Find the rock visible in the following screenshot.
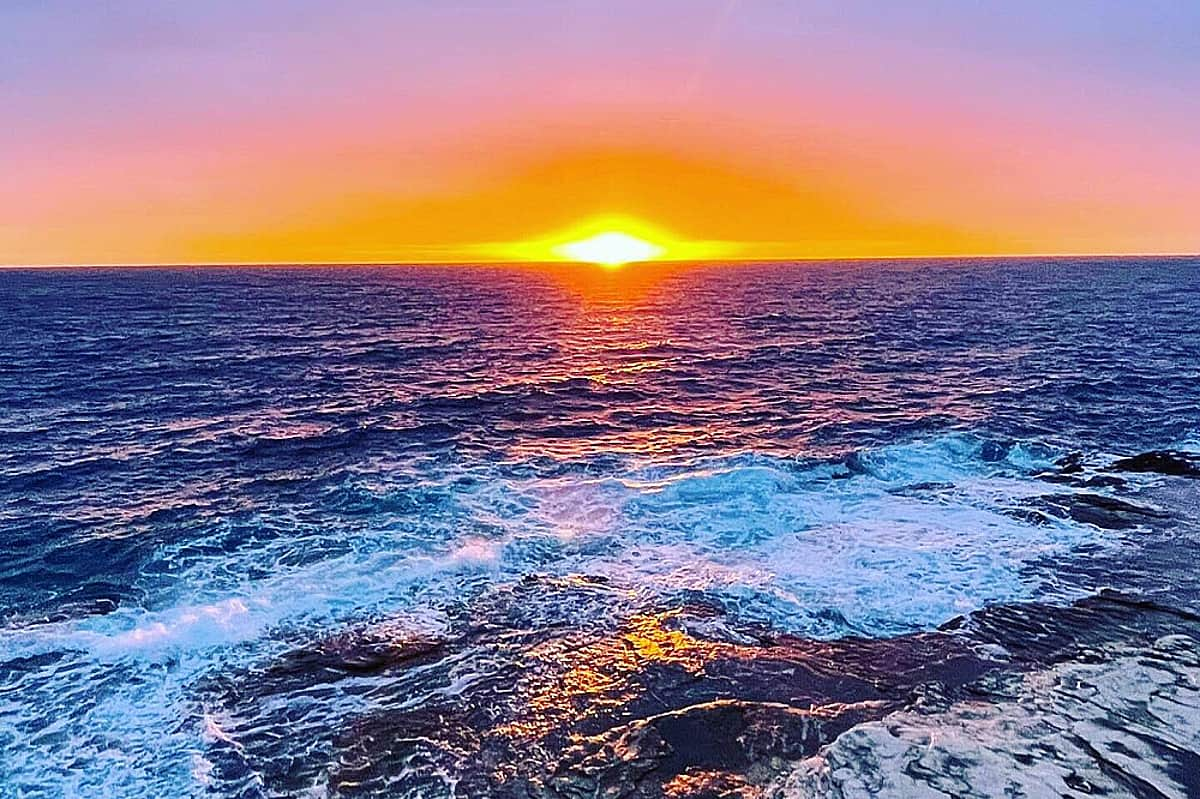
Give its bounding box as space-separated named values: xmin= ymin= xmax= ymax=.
xmin=197 ymin=578 xmax=1200 ymax=798
xmin=1025 ymin=492 xmax=1170 ymax=530
xmin=548 ymin=699 xmax=891 ymax=799
xmin=767 ymin=631 xmax=1200 ymax=799
xmin=1111 ymin=450 xmax=1200 ymax=478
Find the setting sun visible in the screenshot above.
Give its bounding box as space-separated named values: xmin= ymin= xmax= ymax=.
xmin=487 ymin=214 xmax=732 ymax=265
xmin=553 ymin=232 xmax=664 ymax=267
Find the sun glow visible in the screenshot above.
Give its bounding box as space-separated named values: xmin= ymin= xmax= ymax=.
xmin=486 ymin=214 xmax=732 ymax=266
xmin=554 ymin=232 xmax=664 ymax=267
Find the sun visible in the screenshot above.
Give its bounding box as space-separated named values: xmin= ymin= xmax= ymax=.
xmin=553 ymin=231 xmax=665 ymax=267
xmin=482 ymin=214 xmax=734 ymax=265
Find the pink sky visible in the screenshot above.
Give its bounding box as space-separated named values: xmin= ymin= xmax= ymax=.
xmin=3 ymin=1 xmax=1198 ymax=264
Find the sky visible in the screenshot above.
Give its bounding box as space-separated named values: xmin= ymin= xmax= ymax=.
xmin=3 ymin=0 xmax=1199 ymax=265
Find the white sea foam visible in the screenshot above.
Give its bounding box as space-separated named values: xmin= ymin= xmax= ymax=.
xmin=513 ymin=434 xmax=1085 ymax=634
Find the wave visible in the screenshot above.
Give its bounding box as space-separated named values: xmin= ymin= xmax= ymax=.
xmin=0 ymin=432 xmax=1160 ymax=660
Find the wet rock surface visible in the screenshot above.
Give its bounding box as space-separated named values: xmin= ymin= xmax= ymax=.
xmin=1023 ymin=492 xmax=1171 ymax=530
xmin=1112 ymin=451 xmax=1200 ymax=478
xmin=198 ymin=577 xmax=1200 ymax=798
xmin=773 ymin=632 xmax=1200 ymax=799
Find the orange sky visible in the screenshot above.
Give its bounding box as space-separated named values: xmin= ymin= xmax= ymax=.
xmin=3 ymin=2 xmax=1198 ymax=265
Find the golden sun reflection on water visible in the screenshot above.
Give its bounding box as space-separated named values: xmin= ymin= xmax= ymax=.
xmin=495 ymin=610 xmax=745 ymax=741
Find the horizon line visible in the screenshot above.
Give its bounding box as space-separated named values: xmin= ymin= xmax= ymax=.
xmin=1 ymin=251 xmax=1198 ymax=270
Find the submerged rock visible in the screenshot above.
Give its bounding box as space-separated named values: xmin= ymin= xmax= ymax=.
xmin=317 ymin=604 xmax=993 ymax=797
xmin=1112 ymin=450 xmax=1200 ymax=478
xmin=201 ymin=577 xmax=993 ymax=797
xmin=942 ymin=590 xmax=1200 ymax=665
xmin=547 ymin=699 xmax=889 ymax=799
xmin=199 ymin=578 xmax=1200 ymax=798
xmin=1024 ymin=492 xmax=1171 ymax=530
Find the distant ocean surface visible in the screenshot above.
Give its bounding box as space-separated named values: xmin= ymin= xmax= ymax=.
xmin=2 ymin=258 xmax=1199 ymax=798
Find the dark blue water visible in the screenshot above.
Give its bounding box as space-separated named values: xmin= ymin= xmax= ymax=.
xmin=1 ymin=258 xmax=1198 ymax=797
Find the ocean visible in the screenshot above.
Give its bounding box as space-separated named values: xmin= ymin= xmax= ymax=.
xmin=1 ymin=257 xmax=1198 ymax=797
